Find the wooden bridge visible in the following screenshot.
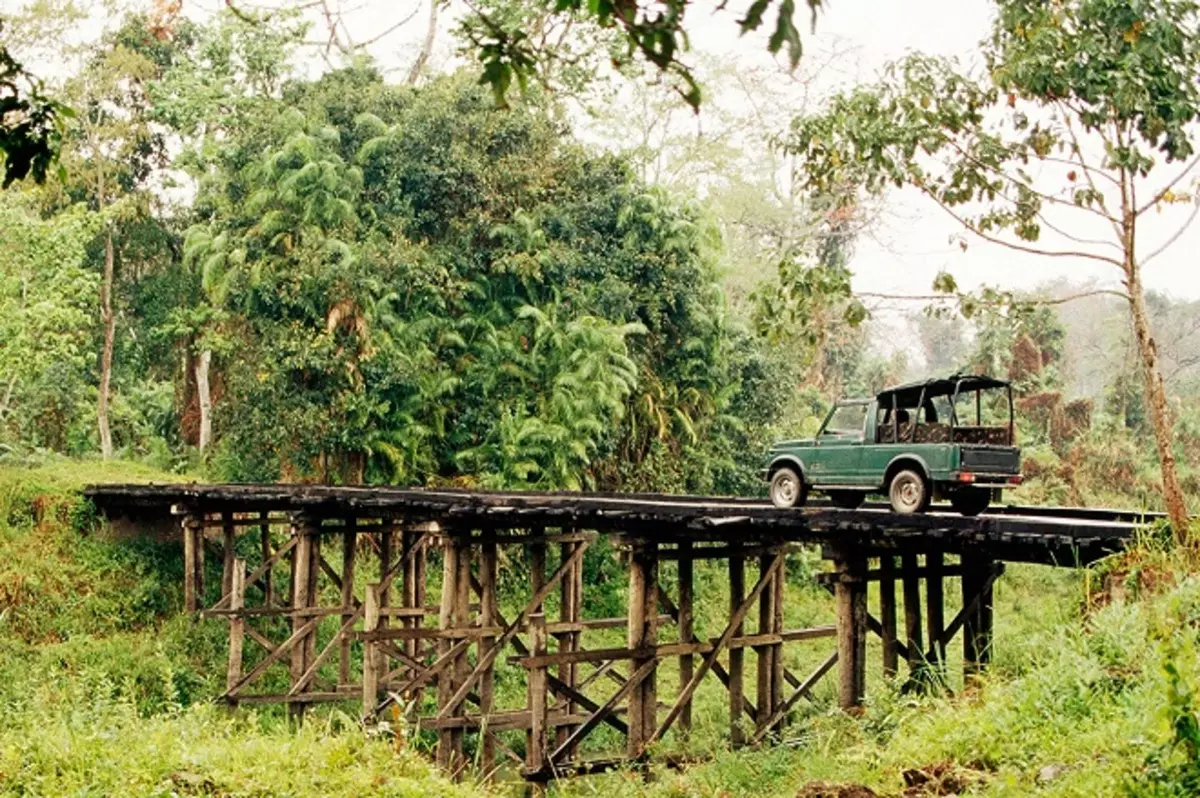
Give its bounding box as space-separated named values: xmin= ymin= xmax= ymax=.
xmin=84 ymin=484 xmax=1148 ymax=783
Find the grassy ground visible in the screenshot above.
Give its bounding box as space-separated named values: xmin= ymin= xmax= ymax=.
xmin=0 ymin=460 xmax=1197 ymax=796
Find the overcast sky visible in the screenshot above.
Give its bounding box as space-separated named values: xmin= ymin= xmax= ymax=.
xmin=8 ymin=0 xmax=1199 ymax=307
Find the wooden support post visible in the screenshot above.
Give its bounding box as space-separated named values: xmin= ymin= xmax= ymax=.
xmin=729 ymin=549 xmax=746 ymax=745
xmin=626 ymin=542 xmax=658 ymax=758
xmin=902 ymin=552 xmax=925 ymax=681
xmin=225 ymin=558 xmax=246 ymax=706
xmin=221 ymin=512 xmax=236 ymax=599
xmin=756 ymin=553 xmax=776 ymax=733
xmin=771 ymin=550 xmax=786 ymax=717
xmin=339 ymin=520 xmax=357 ymax=687
xmin=260 ymin=512 xmax=274 ymax=607
xmin=290 ymin=519 xmax=315 ymax=723
xmin=677 ymin=542 xmax=694 ymax=740
xmin=183 ymin=513 xmax=202 ymax=613
xmin=362 ymin=583 xmax=381 ymax=723
xmin=479 ymin=539 xmax=498 ymax=778
xmin=880 ymin=555 xmax=898 ymax=678
xmin=304 ymin=531 xmax=321 ymax=685
xmin=436 ymin=538 xmax=459 ymax=770
xmin=450 ymin=536 xmax=471 ymax=775
xmin=962 ymin=554 xmax=995 ymax=682
xmin=556 ymin=538 xmax=582 ymax=756
xmin=402 ymin=529 xmax=419 ymax=679
xmin=925 ymin=551 xmax=946 ymax=677
xmin=527 ymin=612 xmax=549 ymax=776
xmin=379 ymin=526 xmax=393 ymax=638
xmin=835 ymin=550 xmax=867 ymax=710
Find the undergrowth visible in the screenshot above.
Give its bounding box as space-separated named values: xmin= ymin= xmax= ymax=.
xmin=2 ymin=461 xmax=1200 ymax=797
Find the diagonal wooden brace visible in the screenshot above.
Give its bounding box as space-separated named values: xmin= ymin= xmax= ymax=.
xmin=437 ymin=539 xmax=592 ymax=719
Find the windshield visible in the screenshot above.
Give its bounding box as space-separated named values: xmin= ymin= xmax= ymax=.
xmin=822 ymin=403 xmax=868 ymax=436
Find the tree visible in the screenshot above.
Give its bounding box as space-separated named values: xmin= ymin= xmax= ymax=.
xmin=0 ymin=22 xmax=66 ymax=187
xmin=787 ymin=0 xmax=1200 ymax=539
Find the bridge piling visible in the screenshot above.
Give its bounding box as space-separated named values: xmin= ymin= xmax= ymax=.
xmin=88 ymin=484 xmax=1136 ymax=784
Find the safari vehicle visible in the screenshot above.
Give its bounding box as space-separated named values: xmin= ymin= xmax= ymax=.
xmin=764 ymin=374 xmax=1022 ymax=516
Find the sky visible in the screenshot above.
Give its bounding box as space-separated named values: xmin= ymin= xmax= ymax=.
xmin=6 ymin=0 xmax=1199 ymax=310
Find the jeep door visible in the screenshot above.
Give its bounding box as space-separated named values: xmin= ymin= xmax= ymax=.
xmin=807 ymin=401 xmax=870 ymax=485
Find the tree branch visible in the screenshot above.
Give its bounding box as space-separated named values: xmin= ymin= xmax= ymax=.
xmin=1136 ymin=153 xmax=1200 ymax=216
xmin=919 ymin=184 xmax=1125 ymax=268
xmin=1141 ymin=197 xmax=1200 ymax=267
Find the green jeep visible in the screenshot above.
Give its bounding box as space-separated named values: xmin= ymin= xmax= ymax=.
xmin=764 ymin=374 xmax=1022 ymax=516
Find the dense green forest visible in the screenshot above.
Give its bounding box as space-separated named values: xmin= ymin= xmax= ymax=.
xmin=3 ymin=0 xmax=1200 ymax=795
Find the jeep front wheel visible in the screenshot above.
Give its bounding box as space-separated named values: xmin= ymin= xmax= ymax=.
xmin=888 ymin=469 xmax=929 ymax=514
xmin=769 ymin=467 xmax=807 ymax=509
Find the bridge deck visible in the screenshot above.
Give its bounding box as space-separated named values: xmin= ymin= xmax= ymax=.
xmin=86 ymin=483 xmax=1145 ymax=565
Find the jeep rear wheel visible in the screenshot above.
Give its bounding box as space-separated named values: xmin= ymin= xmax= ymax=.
xmin=888 ymin=469 xmax=930 ymax=514
xmin=950 ymin=487 xmax=991 ymax=517
xmin=769 ymin=467 xmax=807 ymax=509
xmin=828 ymin=490 xmax=866 ymax=510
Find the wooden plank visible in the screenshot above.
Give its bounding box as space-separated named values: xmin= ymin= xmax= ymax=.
xmin=527 ymin=612 xmax=548 ymax=774
xmin=835 ymin=551 xmax=866 ymax=710
xmin=221 ymin=513 xmax=236 ymax=599
xmin=643 ymin=553 xmax=784 ymax=752
xmin=880 ymin=555 xmax=898 ymax=678
xmin=436 ymin=540 xmax=592 ymax=719
xmin=546 ymin=673 xmax=628 ymax=735
xmin=362 ymin=584 xmax=381 ymax=723
xmin=771 ymin=548 xmax=785 ymax=717
xmin=339 ymin=522 xmax=357 ymax=686
xmin=926 ymin=551 xmax=945 ymax=673
xmin=756 ymin=553 xmax=776 ymax=732
xmin=183 ymin=514 xmax=198 ymax=613
xmin=222 ymin=616 xmax=321 ymax=699
xmin=677 ymin=542 xmax=694 ymax=739
xmin=749 ymin=650 xmax=838 ymax=744
xmin=729 ymin=550 xmax=746 ymax=745
xmin=556 ymin=538 xmax=582 ymax=756
xmin=479 ymin=539 xmax=497 ymax=777
xmin=436 ymin=538 xmax=458 ymax=770
xmin=260 ymin=512 xmax=274 ymax=606
xmin=902 ymin=552 xmax=924 ymax=680
xmin=225 ymin=558 xmax=246 ymax=705
xmin=289 ymin=526 xmax=314 ymax=722
xmin=549 ymin=659 xmax=657 ymax=765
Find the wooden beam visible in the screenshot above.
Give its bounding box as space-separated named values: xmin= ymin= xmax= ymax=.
xmin=729 ymin=550 xmax=746 ymax=746
xmin=479 ymin=538 xmax=497 ymax=777
xmin=749 ymin=650 xmax=838 ymax=745
xmin=902 ymin=552 xmax=924 ymax=681
xmin=925 ymin=551 xmax=945 ymax=674
xmin=880 ymin=555 xmax=898 ymax=678
xmin=225 ymin=558 xmax=246 ymax=706
xmin=677 ymin=542 xmax=694 ymax=739
xmin=362 ymin=584 xmax=381 ymax=723
xmin=339 ymin=521 xmax=357 ymax=686
xmin=643 ymin=553 xmax=785 ymax=752
xmin=549 ymin=659 xmax=656 ymax=765
xmin=835 ymin=550 xmax=866 ymax=710
xmin=436 ymin=540 xmax=592 ymax=719
xmin=289 ymin=523 xmax=315 ymax=723
xmin=526 ymin=612 xmax=548 ymax=774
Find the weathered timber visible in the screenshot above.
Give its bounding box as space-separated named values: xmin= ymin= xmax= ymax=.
xmin=86 ymin=483 xmax=1150 ymax=784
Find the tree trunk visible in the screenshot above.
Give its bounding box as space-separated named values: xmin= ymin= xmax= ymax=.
xmin=406 ymin=0 xmax=439 ymax=85
xmin=196 ymin=348 xmax=213 ymax=454
xmin=98 ymin=229 xmax=115 ymax=460
xmin=1126 ymin=261 xmax=1191 ymax=541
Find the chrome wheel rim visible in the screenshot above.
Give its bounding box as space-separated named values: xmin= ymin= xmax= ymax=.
xmin=772 ymin=473 xmax=798 ymax=507
xmin=892 ymin=475 xmax=922 ymax=512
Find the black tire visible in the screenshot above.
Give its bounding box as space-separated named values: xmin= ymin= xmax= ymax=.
xmin=950 ymin=487 xmax=991 ymax=517
xmin=888 ymin=468 xmax=930 ymax=514
xmin=769 ymin=467 xmax=807 ymax=509
xmin=828 ymin=490 xmax=866 ymax=510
